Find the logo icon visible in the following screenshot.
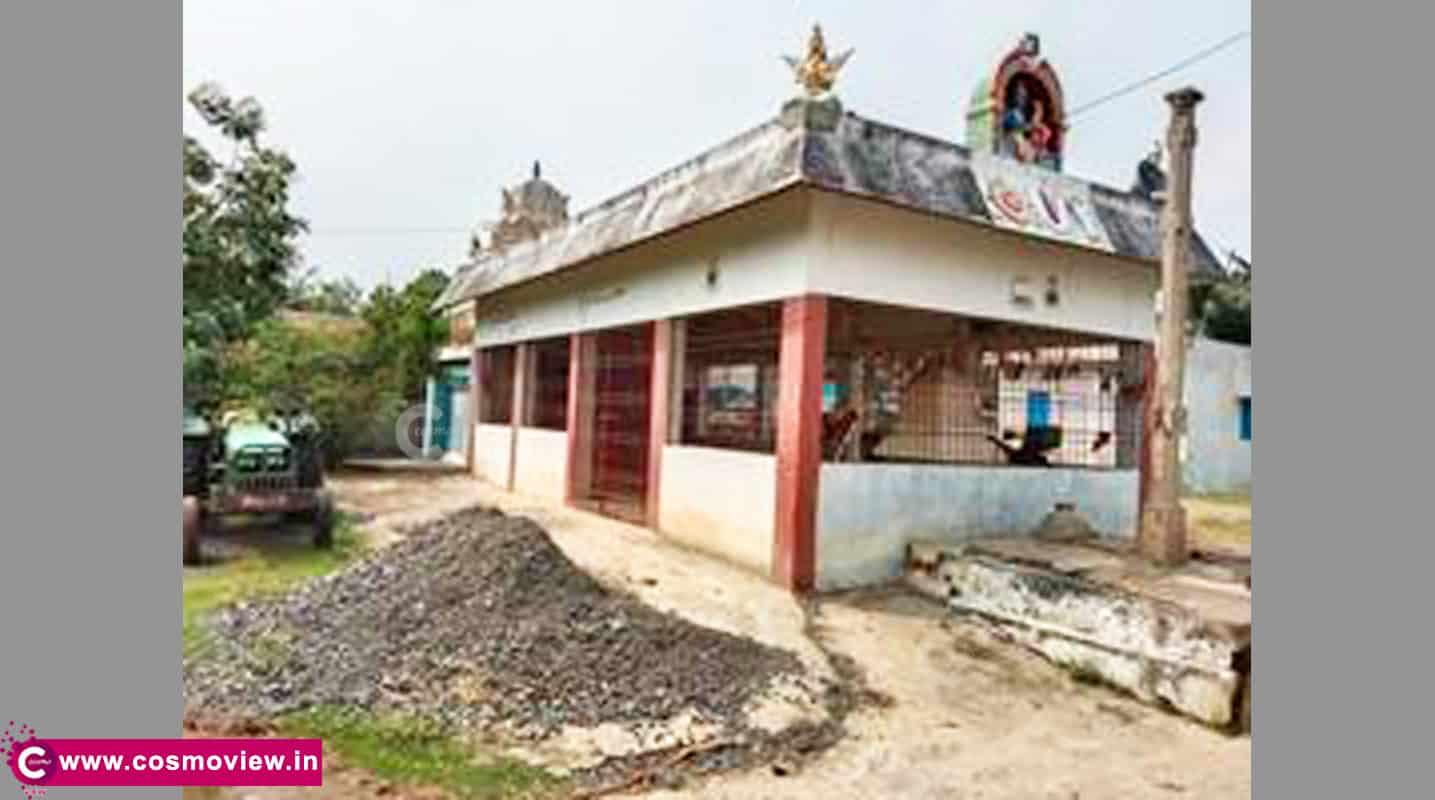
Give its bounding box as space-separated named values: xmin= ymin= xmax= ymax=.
xmin=394 ymin=402 xmax=430 ymax=459
xmin=3 ymin=722 xmax=53 ymax=799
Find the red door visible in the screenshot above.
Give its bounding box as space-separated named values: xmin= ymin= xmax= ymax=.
xmin=584 ymin=324 xmax=652 ymax=522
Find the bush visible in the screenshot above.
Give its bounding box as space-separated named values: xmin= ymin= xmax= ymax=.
xmin=225 ymin=318 xmax=405 ymax=466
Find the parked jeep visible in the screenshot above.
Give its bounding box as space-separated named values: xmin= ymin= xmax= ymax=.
xmin=182 ymin=406 xmax=334 ymax=565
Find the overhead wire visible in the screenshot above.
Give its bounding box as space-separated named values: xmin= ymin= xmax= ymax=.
xmin=1067 ymin=30 xmax=1250 ymax=120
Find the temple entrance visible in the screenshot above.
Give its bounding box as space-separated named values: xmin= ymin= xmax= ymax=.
xmin=574 ymin=323 xmax=652 ymax=523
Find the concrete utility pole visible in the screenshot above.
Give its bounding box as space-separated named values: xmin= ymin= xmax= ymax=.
xmin=1138 ymin=86 xmax=1204 ymax=566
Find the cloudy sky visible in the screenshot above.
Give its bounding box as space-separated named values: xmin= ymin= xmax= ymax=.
xmin=183 ymin=0 xmax=1251 ymax=290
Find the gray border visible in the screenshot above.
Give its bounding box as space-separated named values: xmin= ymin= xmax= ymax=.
xmin=1256 ymin=3 xmax=1431 ymax=798
xmin=0 ymin=1 xmax=180 ymax=798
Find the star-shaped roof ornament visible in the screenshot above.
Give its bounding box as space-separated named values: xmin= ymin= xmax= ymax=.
xmin=781 ymin=24 xmax=853 ymax=98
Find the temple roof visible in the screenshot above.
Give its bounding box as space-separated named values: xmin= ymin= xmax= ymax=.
xmin=433 ymin=103 xmax=1223 ymax=311
xmin=506 ymin=162 xmax=568 ymax=223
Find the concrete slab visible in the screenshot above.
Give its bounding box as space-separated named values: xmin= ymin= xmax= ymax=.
xmin=906 ymin=537 xmax=1251 ymax=732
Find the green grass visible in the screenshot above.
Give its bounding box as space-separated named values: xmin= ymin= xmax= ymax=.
xmin=183 ymin=515 xmax=366 ymax=659
xmin=279 ymin=707 xmax=566 ymax=800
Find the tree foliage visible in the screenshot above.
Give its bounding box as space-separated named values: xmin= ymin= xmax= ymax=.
xmin=224 ymin=318 xmax=402 ymax=466
xmin=183 ymin=83 xmax=307 ymax=404
xmin=1190 ymin=257 xmax=1251 ymax=346
xmin=360 ymin=269 xmax=451 ymax=402
xmin=206 ymin=268 xmax=449 ymax=463
xmin=286 ymin=267 xmax=365 ymax=317
xmin=181 ymin=83 xmax=454 ymax=463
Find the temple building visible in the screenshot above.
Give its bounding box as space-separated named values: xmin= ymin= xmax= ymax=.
xmin=431 ymin=29 xmax=1225 ymax=590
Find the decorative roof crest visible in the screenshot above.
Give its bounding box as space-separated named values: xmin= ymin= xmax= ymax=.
xmin=782 ymin=24 xmax=853 ymax=98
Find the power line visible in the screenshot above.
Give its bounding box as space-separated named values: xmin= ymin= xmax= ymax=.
xmin=305 ymin=227 xmax=472 ymax=236
xmin=1068 ymin=30 xmax=1250 ymax=120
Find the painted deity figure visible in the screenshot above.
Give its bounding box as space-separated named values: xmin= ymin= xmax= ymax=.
xmin=999 ymin=79 xmax=1059 ymax=169
xmin=1028 ymin=100 xmax=1059 ymax=169
xmin=1000 ymin=82 xmax=1032 ymax=159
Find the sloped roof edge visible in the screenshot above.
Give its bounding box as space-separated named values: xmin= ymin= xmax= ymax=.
xmin=434 ymin=107 xmax=1224 ymax=311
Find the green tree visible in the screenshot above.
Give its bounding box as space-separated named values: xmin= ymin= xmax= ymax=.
xmin=361 ymin=269 xmax=451 ymax=402
xmin=1190 ymin=256 xmax=1251 ymax=346
xmin=286 ymin=267 xmax=364 ymax=316
xmin=180 ymin=85 xmax=456 ymax=463
xmin=1197 ymin=280 xmax=1251 ymax=345
xmin=183 ymin=83 xmax=307 ymax=406
xmin=226 ymin=318 xmax=403 ymax=466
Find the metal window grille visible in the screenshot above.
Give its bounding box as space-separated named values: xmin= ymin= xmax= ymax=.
xmin=678 ymin=303 xmax=783 ymax=454
xmin=822 ymin=299 xmax=1143 ymax=469
xmin=478 ymin=345 xmax=516 ymax=424
xmin=530 ymin=337 xmax=571 ymax=430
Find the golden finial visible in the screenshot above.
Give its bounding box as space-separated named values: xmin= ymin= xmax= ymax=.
xmin=782 ymin=24 xmax=853 ymax=98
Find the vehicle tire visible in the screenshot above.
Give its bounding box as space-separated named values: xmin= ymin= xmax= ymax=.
xmin=183 ymin=436 xmax=211 ymax=498
xmin=295 ymin=445 xmax=324 ymax=489
xmin=312 ymin=492 xmax=335 ymax=549
xmin=182 ymin=496 xmax=204 ymax=565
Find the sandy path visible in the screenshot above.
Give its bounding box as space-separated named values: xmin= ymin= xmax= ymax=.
xmin=637 ymin=590 xmax=1250 ymax=799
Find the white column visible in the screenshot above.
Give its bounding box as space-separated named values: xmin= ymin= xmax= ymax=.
xmin=421 ymin=376 xmax=436 ymax=459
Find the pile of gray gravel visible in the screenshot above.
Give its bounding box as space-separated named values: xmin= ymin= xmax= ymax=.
xmin=184 ymin=506 xmax=803 ymax=737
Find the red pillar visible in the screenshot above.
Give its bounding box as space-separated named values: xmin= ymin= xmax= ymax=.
xmin=469 ymin=347 xmax=487 ymax=480
xmin=645 ymin=319 xmax=674 ymax=529
xmin=508 ymin=342 xmax=531 ymax=492
xmin=773 ymin=295 xmax=827 ymax=592
xmin=1137 ymin=342 xmax=1157 ymax=521
xmin=565 ymin=333 xmax=597 ymax=507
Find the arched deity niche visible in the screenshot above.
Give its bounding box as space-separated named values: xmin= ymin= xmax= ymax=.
xmin=967 ymin=33 xmax=1066 ymax=171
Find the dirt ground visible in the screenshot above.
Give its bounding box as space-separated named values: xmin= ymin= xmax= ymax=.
xmin=326 ymin=469 xmax=486 ymax=545
xmin=1185 ymin=493 xmax=1253 ymax=556
xmin=190 ymin=468 xmax=1250 ymax=799
xmin=641 ymin=592 xmax=1248 ymax=799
